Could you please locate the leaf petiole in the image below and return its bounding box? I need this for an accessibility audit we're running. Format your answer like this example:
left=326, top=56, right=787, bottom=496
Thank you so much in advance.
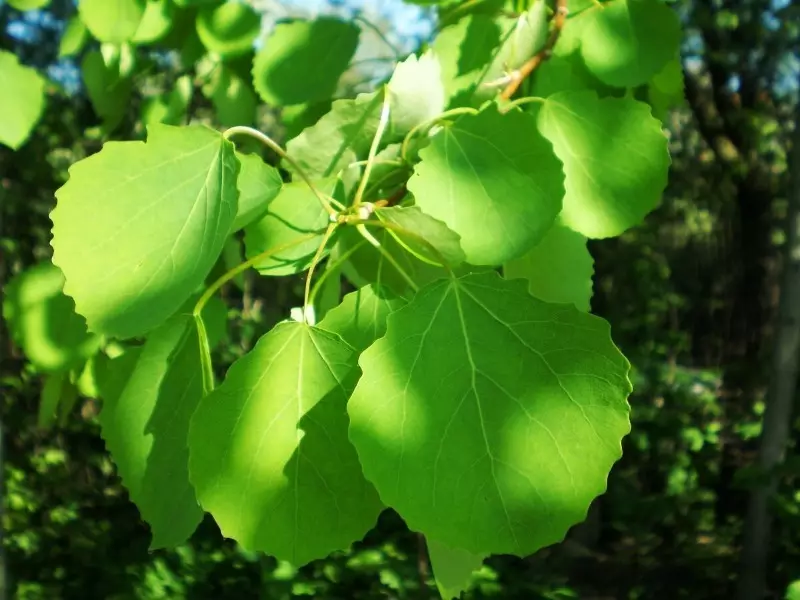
left=304, top=223, right=339, bottom=320
left=308, top=237, right=368, bottom=308
left=193, top=231, right=320, bottom=394
left=355, top=223, right=420, bottom=293
left=353, top=87, right=392, bottom=208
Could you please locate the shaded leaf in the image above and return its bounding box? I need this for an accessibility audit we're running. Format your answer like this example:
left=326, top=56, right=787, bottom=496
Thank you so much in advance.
left=189, top=322, right=383, bottom=565
left=232, top=152, right=283, bottom=232
left=196, top=1, right=261, bottom=57
left=375, top=206, right=466, bottom=267
left=427, top=538, right=485, bottom=600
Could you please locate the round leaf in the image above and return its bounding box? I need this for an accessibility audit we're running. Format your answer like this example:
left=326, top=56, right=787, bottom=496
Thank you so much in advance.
left=408, top=104, right=564, bottom=265
left=189, top=322, right=383, bottom=565
left=132, top=0, right=175, bottom=45
left=78, top=0, right=147, bottom=44
left=196, top=1, right=261, bottom=57
left=580, top=0, right=681, bottom=88
left=51, top=124, right=239, bottom=339
left=8, top=0, right=50, bottom=10
left=231, top=151, right=283, bottom=232
left=537, top=91, right=670, bottom=238
left=252, top=18, right=359, bottom=106
left=348, top=271, right=632, bottom=556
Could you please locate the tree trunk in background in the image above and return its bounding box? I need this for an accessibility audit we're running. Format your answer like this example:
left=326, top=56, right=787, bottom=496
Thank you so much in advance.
left=736, top=85, right=800, bottom=600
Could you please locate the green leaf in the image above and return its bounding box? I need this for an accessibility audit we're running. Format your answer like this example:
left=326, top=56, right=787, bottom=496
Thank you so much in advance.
left=243, top=178, right=338, bottom=276
left=8, top=0, right=50, bottom=10
left=188, top=321, right=383, bottom=565
left=427, top=539, right=485, bottom=600
left=348, top=271, right=632, bottom=556
left=132, top=0, right=175, bottom=45
left=203, top=63, right=258, bottom=127
left=78, top=0, right=146, bottom=44
left=408, top=104, right=564, bottom=265
left=52, top=124, right=239, bottom=339
left=81, top=50, right=132, bottom=131
left=59, top=17, right=89, bottom=57
left=537, top=90, right=669, bottom=238
left=232, top=152, right=283, bottom=233
left=99, top=301, right=226, bottom=548
left=286, top=91, right=382, bottom=184
left=0, top=50, right=45, bottom=150
left=196, top=1, right=261, bottom=57
left=647, top=56, right=685, bottom=120
left=3, top=262, right=101, bottom=373
left=580, top=0, right=681, bottom=88
left=375, top=206, right=466, bottom=267
left=141, top=74, right=192, bottom=125
left=386, top=51, right=446, bottom=136
left=504, top=220, right=593, bottom=311
left=252, top=18, right=359, bottom=106
left=337, top=227, right=447, bottom=298
left=317, top=285, right=406, bottom=352
left=281, top=102, right=332, bottom=141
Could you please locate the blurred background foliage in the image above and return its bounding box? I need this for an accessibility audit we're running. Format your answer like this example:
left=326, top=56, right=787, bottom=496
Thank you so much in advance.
left=1, top=0, right=799, bottom=598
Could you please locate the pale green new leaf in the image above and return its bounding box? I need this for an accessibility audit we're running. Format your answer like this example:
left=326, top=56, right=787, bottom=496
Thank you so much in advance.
left=427, top=539, right=485, bottom=600
left=317, top=285, right=406, bottom=352
left=78, top=0, right=146, bottom=43
left=3, top=262, right=101, bottom=373
left=348, top=271, right=632, bottom=556
left=188, top=322, right=383, bottom=565
left=375, top=206, right=466, bottom=267
left=504, top=220, right=593, bottom=311
left=253, top=18, right=359, bottom=106
left=196, top=1, right=261, bottom=57
left=537, top=91, right=669, bottom=238
left=52, top=124, right=239, bottom=339
left=580, top=0, right=681, bottom=88
left=231, top=152, right=283, bottom=232
left=408, top=104, right=564, bottom=265
left=98, top=301, right=225, bottom=548
left=243, top=178, right=338, bottom=276
left=0, top=50, right=45, bottom=150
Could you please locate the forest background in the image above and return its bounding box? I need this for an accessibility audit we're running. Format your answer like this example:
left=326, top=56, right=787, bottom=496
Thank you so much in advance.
left=1, top=0, right=799, bottom=598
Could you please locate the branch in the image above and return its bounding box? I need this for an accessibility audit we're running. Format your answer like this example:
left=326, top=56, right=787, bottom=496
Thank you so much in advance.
left=499, top=0, right=569, bottom=101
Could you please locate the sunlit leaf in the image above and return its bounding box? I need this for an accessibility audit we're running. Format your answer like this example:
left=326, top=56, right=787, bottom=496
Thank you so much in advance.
left=189, top=322, right=383, bottom=564
left=78, top=0, right=146, bottom=44
left=196, top=1, right=261, bottom=57
left=232, top=152, right=283, bottom=233
left=0, top=50, right=45, bottom=150
left=52, top=124, right=239, bottom=339
left=427, top=538, right=485, bottom=600
left=132, top=0, right=175, bottom=44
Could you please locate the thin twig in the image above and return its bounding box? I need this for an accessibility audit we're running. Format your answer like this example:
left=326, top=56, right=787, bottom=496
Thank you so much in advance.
left=500, top=0, right=569, bottom=100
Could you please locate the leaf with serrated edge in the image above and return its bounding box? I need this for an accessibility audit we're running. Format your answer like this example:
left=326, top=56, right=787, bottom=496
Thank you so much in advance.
left=188, top=322, right=383, bottom=565
left=0, top=50, right=45, bottom=149
left=580, top=0, right=681, bottom=88
left=504, top=220, right=593, bottom=311
left=3, top=262, right=101, bottom=373
left=537, top=91, right=669, bottom=239
left=408, top=104, right=564, bottom=265
left=376, top=206, right=466, bottom=267
left=427, top=538, right=485, bottom=600
left=348, top=271, right=631, bottom=556
left=317, top=285, right=406, bottom=353
left=51, top=124, right=238, bottom=339
left=253, top=18, right=359, bottom=106
left=243, top=178, right=339, bottom=276
left=232, top=152, right=283, bottom=233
